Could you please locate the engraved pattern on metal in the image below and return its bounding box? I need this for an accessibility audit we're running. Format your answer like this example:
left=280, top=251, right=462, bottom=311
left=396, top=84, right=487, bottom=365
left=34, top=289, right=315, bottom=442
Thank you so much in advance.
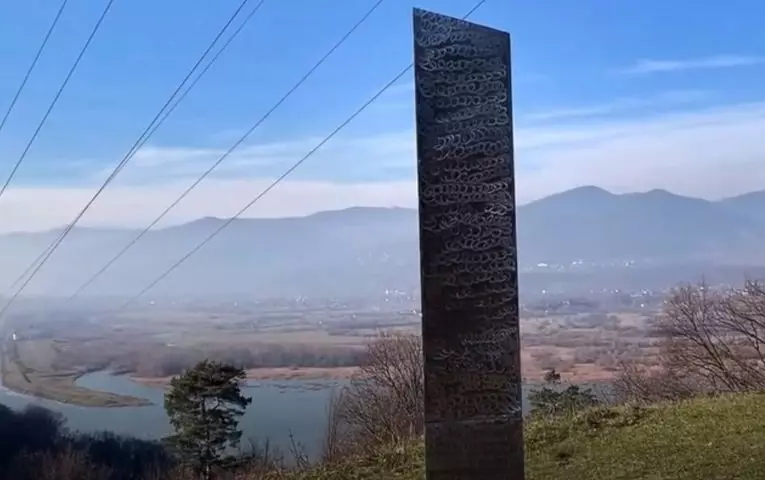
left=413, top=8, right=524, bottom=479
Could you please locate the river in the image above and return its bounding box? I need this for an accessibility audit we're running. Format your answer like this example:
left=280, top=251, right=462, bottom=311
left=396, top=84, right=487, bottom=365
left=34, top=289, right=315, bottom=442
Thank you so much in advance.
left=0, top=371, right=344, bottom=458
left=0, top=371, right=599, bottom=458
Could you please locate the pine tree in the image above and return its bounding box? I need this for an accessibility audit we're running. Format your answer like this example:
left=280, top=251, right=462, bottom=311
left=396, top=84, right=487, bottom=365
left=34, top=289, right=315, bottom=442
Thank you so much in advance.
left=164, top=360, right=251, bottom=479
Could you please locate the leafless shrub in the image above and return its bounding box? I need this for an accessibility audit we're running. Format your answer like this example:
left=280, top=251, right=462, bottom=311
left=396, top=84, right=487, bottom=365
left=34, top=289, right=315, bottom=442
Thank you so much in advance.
left=234, top=439, right=286, bottom=477
left=333, top=332, right=423, bottom=453
left=616, top=279, right=765, bottom=402
left=160, top=439, right=288, bottom=480
left=8, top=447, right=113, bottom=480
left=613, top=359, right=697, bottom=403
left=320, top=388, right=350, bottom=464
left=286, top=431, right=310, bottom=472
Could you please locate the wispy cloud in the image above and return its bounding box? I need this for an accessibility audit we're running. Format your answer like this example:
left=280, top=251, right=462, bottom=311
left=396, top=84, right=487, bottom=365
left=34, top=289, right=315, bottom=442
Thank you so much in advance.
left=81, top=131, right=415, bottom=186
left=367, top=80, right=416, bottom=113
left=0, top=179, right=416, bottom=233
left=516, top=101, right=765, bottom=202
left=383, top=81, right=414, bottom=96
left=7, top=99, right=765, bottom=233
left=618, top=54, right=765, bottom=75
left=523, top=90, right=709, bottom=122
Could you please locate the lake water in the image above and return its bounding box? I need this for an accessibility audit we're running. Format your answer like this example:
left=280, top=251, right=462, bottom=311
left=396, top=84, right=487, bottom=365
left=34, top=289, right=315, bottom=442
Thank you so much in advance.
left=0, top=371, right=600, bottom=458
left=0, top=372, right=345, bottom=458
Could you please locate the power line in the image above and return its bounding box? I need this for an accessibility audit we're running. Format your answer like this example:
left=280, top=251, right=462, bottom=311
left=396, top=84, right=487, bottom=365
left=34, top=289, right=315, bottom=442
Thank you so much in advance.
left=0, top=0, right=69, bottom=143
left=5, top=0, right=259, bottom=292
left=0, top=0, right=114, bottom=202
left=8, top=0, right=266, bottom=292
left=113, top=0, right=488, bottom=311
left=66, top=0, right=387, bottom=301
left=0, top=0, right=265, bottom=317
left=8, top=237, right=57, bottom=291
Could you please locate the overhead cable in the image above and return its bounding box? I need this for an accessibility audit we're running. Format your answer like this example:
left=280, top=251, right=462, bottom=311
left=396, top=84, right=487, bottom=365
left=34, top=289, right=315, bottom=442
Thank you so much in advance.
left=0, top=0, right=114, bottom=201
left=9, top=0, right=266, bottom=291
left=67, top=0, right=387, bottom=301
left=113, top=0, right=488, bottom=311
left=0, top=0, right=70, bottom=143
left=0, top=0, right=266, bottom=318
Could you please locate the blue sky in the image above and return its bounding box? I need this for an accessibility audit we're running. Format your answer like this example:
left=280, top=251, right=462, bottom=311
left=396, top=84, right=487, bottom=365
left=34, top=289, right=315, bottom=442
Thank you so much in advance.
left=0, top=0, right=764, bottom=231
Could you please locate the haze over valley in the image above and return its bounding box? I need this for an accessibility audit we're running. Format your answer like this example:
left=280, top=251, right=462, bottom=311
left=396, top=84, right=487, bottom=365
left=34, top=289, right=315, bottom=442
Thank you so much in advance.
left=5, top=184, right=733, bottom=419
left=3, top=185, right=765, bottom=302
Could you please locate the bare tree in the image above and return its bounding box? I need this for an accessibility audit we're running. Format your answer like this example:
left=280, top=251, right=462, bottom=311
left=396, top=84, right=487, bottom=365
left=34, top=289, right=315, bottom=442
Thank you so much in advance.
left=334, top=332, right=423, bottom=452
left=320, top=388, right=347, bottom=464
left=613, top=359, right=696, bottom=403
left=616, top=279, right=765, bottom=402
left=9, top=447, right=113, bottom=480
left=716, top=280, right=765, bottom=385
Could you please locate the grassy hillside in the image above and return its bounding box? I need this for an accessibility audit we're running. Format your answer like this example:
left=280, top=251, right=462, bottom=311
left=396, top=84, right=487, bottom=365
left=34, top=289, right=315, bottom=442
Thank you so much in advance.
left=282, top=392, right=765, bottom=480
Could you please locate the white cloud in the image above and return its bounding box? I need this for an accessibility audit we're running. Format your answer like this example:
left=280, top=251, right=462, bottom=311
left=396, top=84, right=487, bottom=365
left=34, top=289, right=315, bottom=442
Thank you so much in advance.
left=86, top=130, right=416, bottom=185
left=130, top=146, right=220, bottom=168
left=619, top=54, right=765, bottom=75
left=383, top=81, right=414, bottom=96
left=0, top=179, right=417, bottom=233
left=517, top=101, right=765, bottom=202
left=7, top=99, right=765, bottom=233
left=0, top=130, right=418, bottom=233
left=523, top=90, right=709, bottom=122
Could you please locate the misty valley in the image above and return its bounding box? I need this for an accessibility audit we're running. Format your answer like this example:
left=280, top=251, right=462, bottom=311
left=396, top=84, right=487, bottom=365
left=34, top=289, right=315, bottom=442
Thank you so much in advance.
left=2, top=187, right=765, bottom=476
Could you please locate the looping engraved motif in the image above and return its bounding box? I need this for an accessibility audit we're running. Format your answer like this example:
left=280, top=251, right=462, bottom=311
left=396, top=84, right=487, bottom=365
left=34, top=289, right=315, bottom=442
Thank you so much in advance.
left=436, top=270, right=517, bottom=288
left=414, top=5, right=521, bottom=437
left=421, top=207, right=512, bottom=232
left=423, top=127, right=509, bottom=151
left=425, top=372, right=524, bottom=421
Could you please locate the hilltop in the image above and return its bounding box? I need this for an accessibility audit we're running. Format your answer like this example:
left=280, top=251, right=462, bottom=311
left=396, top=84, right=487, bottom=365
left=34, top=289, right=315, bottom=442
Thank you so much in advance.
left=281, top=392, right=765, bottom=479
left=4, top=186, right=765, bottom=298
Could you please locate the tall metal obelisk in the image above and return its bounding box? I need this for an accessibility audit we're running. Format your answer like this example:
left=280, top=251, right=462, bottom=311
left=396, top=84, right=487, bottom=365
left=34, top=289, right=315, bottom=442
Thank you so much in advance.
left=413, top=8, right=524, bottom=479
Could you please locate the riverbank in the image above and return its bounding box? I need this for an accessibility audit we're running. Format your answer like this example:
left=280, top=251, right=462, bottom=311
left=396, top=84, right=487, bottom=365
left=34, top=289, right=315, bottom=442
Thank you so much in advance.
left=1, top=370, right=340, bottom=458
left=1, top=335, right=618, bottom=406
left=132, top=366, right=361, bottom=387
left=0, top=343, right=150, bottom=407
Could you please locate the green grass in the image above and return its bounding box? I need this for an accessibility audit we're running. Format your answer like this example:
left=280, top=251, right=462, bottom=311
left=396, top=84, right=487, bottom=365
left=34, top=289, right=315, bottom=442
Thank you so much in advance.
left=283, top=392, right=765, bottom=480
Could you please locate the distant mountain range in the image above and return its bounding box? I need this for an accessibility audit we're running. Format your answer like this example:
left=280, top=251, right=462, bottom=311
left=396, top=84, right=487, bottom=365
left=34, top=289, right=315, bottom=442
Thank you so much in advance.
left=518, top=186, right=765, bottom=264
left=3, top=186, right=765, bottom=299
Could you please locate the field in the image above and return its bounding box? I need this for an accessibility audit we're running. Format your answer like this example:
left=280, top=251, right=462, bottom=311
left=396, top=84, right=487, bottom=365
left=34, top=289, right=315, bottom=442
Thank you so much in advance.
left=1, top=299, right=661, bottom=404
left=99, top=308, right=659, bottom=386
left=287, top=392, right=765, bottom=479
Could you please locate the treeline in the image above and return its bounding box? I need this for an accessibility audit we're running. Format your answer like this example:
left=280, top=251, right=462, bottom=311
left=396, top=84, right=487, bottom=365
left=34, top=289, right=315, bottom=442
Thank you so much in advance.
left=124, top=344, right=367, bottom=378
left=0, top=404, right=171, bottom=479
left=523, top=292, right=663, bottom=317
left=0, top=401, right=292, bottom=480
left=56, top=342, right=367, bottom=378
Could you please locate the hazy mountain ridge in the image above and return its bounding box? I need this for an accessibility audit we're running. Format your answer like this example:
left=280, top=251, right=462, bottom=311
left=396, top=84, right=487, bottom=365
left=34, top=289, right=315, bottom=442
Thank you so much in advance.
left=2, top=187, right=765, bottom=298
left=517, top=187, right=765, bottom=264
